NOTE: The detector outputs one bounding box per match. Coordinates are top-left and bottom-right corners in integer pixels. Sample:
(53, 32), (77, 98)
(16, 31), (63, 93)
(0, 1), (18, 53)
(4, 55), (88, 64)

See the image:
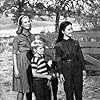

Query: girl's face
(63, 24), (73, 37)
(21, 16), (31, 30)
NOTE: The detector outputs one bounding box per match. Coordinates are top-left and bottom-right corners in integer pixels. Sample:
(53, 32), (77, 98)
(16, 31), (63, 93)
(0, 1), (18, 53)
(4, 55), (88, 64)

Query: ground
(0, 41), (100, 100)
(0, 16), (100, 100)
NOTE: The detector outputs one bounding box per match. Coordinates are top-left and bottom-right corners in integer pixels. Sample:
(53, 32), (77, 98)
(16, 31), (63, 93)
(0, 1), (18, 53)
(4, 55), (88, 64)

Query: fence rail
(42, 31), (100, 71)
(73, 31), (100, 70)
(1, 31), (100, 70)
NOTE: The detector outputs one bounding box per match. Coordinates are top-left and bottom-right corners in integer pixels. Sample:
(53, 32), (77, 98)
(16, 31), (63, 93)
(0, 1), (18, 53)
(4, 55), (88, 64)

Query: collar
(34, 53), (44, 58)
(22, 29), (30, 37)
(62, 37), (73, 42)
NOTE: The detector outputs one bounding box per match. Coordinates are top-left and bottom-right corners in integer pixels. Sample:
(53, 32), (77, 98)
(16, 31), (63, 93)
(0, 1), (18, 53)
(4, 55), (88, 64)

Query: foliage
(73, 0), (100, 31)
(0, 0), (100, 31)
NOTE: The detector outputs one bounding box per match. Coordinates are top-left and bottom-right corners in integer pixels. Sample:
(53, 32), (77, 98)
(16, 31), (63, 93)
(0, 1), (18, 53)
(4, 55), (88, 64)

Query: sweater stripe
(38, 63), (46, 68)
(38, 58), (45, 65)
(31, 56), (49, 75)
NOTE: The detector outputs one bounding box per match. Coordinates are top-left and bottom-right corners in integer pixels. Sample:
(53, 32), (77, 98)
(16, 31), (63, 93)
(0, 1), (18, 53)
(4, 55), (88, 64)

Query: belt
(33, 77), (48, 81)
(67, 59), (72, 61)
(62, 59), (74, 63)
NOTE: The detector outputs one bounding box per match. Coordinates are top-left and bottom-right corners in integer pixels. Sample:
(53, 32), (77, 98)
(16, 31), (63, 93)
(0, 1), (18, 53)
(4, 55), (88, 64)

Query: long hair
(16, 15), (31, 35)
(56, 21), (72, 43)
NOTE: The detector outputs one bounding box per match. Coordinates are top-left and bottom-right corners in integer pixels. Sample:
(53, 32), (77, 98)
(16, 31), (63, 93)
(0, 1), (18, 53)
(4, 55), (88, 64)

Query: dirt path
(0, 47), (100, 100)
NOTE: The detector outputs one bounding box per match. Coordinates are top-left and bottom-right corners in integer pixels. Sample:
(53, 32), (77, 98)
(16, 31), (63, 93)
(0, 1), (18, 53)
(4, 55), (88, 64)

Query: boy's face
(35, 46), (44, 55)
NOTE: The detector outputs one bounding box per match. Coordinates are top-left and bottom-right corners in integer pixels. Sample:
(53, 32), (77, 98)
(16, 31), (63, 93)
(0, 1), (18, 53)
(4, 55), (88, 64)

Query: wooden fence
(41, 31), (100, 71)
(0, 31), (100, 71)
(72, 31), (100, 71)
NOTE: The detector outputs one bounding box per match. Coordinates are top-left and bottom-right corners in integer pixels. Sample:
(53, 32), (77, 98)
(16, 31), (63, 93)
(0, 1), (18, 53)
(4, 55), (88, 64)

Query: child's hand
(56, 73), (60, 77)
(47, 60), (52, 67)
(59, 74), (65, 83)
(52, 72), (59, 78)
(14, 69), (20, 78)
(83, 70), (86, 80)
(47, 75), (52, 80)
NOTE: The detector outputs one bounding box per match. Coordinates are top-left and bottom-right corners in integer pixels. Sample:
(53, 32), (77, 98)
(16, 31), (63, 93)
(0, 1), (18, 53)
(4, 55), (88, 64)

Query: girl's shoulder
(13, 35), (19, 42)
(72, 39), (79, 46)
(14, 34), (22, 39)
(55, 42), (62, 47)
(16, 34), (27, 40)
(13, 34), (26, 43)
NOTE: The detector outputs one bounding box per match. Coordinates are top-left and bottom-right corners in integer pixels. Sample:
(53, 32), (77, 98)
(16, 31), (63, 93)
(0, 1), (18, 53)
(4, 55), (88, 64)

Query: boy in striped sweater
(31, 39), (52, 100)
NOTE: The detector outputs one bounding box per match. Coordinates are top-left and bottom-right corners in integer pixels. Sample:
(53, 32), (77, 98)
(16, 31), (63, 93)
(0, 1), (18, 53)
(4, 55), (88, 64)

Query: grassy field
(1, 43), (100, 100)
(0, 16), (56, 37)
(0, 16), (81, 32)
(1, 16), (100, 100)
(1, 45), (100, 100)
(0, 16), (55, 30)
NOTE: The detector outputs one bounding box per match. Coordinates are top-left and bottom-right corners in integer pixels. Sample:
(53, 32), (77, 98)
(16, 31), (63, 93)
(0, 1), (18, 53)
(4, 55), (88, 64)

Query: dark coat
(55, 38), (86, 74)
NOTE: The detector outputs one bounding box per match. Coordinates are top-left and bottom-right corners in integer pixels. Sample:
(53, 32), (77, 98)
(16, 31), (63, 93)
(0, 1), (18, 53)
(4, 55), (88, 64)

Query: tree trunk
(55, 11), (60, 33)
(18, 0), (25, 17)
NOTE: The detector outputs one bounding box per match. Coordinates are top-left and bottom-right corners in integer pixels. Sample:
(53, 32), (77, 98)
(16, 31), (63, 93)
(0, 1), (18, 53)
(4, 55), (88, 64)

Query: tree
(0, 0), (100, 31)
(71, 0), (100, 31)
(53, 0), (100, 31)
(0, 0), (28, 22)
(0, 0), (54, 22)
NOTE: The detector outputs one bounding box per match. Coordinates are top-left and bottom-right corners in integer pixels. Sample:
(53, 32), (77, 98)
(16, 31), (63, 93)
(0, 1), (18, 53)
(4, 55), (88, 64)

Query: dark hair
(16, 15), (31, 35)
(56, 21), (72, 43)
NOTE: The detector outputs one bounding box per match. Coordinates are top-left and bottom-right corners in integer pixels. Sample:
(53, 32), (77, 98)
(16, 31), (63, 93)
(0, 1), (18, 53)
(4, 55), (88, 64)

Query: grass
(0, 16), (55, 30)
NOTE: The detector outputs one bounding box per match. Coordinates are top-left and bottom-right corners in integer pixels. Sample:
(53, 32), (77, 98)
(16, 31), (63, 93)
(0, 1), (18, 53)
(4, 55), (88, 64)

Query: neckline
(34, 53), (44, 58)
(22, 29), (30, 37)
(62, 38), (72, 41)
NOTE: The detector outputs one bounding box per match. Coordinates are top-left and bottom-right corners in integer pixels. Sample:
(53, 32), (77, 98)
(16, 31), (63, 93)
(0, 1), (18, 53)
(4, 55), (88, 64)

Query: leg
(34, 79), (51, 100)
(74, 72), (83, 100)
(26, 92), (32, 100)
(17, 92), (24, 100)
(63, 76), (74, 100)
(51, 78), (58, 100)
(34, 80), (45, 100)
(44, 81), (51, 100)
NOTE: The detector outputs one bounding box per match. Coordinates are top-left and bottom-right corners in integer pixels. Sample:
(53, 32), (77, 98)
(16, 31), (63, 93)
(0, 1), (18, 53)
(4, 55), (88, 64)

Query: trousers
(51, 78), (58, 100)
(33, 78), (51, 100)
(62, 61), (83, 100)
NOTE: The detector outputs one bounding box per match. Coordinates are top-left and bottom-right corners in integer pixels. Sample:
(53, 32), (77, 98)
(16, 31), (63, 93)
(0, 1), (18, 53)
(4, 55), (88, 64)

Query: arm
(31, 58), (52, 80)
(55, 44), (63, 74)
(30, 33), (35, 42)
(12, 37), (19, 77)
(77, 41), (86, 70)
(32, 68), (51, 80)
(13, 54), (19, 77)
(77, 41), (87, 79)
(55, 44), (65, 82)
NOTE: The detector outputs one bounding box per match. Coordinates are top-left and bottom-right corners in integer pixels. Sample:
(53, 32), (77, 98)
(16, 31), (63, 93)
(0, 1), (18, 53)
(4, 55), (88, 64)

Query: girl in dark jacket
(55, 21), (86, 100)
